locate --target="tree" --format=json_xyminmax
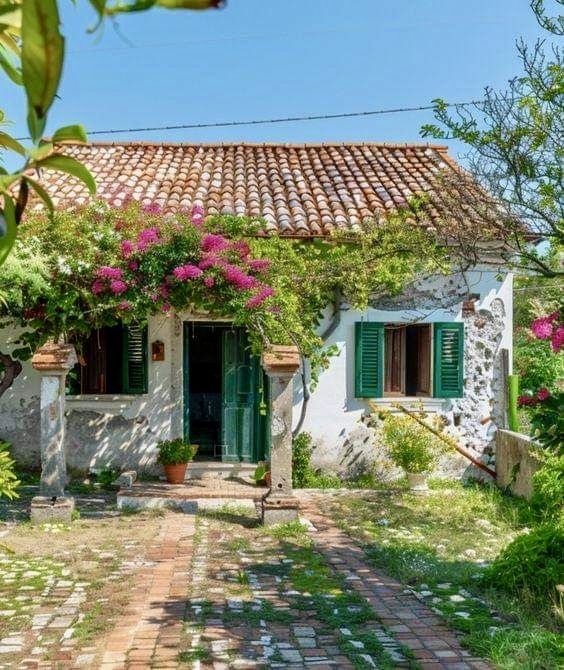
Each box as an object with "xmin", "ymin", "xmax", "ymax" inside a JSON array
[
  {"xmin": 421, "ymin": 0, "xmax": 563, "ymax": 278},
  {"xmin": 0, "ymin": 0, "xmax": 223, "ymax": 265}
]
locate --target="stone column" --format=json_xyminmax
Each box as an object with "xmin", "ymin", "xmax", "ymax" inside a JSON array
[
  {"xmin": 30, "ymin": 342, "xmax": 77, "ymax": 523},
  {"xmin": 261, "ymin": 345, "xmax": 300, "ymax": 525}
]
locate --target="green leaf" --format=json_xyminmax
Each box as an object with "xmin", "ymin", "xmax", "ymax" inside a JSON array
[
  {"xmin": 28, "ymin": 142, "xmax": 54, "ymax": 162},
  {"xmin": 52, "ymin": 124, "xmax": 88, "ymax": 144},
  {"xmin": 21, "ymin": 0, "xmax": 64, "ymax": 121},
  {"xmin": 0, "ymin": 173, "xmax": 19, "ymax": 192},
  {"xmin": 0, "ymin": 193, "xmax": 17, "ymax": 267},
  {"xmin": 26, "ymin": 106, "xmax": 46, "ymax": 143},
  {"xmin": 87, "ymin": 0, "xmax": 107, "ymax": 15},
  {"xmin": 0, "ymin": 4, "xmax": 22, "ymax": 30},
  {"xmin": 23, "ymin": 176, "xmax": 54, "ymax": 213},
  {"xmin": 0, "ymin": 131, "xmax": 25, "ymax": 156},
  {"xmin": 36, "ymin": 154, "xmax": 96, "ymax": 195},
  {"xmin": 0, "ymin": 46, "xmax": 22, "ymax": 85}
]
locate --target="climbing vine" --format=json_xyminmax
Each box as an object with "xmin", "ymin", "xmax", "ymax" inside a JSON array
[{"xmin": 0, "ymin": 200, "xmax": 446, "ymax": 392}]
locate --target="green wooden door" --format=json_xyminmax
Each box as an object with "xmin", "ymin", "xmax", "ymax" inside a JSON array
[{"xmin": 221, "ymin": 329, "xmax": 256, "ymax": 462}]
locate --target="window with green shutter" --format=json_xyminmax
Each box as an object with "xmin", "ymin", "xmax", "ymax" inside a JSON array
[
  {"xmin": 122, "ymin": 324, "xmax": 148, "ymax": 394},
  {"xmin": 433, "ymin": 323, "xmax": 464, "ymax": 398},
  {"xmin": 355, "ymin": 322, "xmax": 384, "ymax": 398}
]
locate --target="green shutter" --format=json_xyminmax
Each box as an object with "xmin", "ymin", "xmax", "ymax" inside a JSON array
[
  {"xmin": 122, "ymin": 324, "xmax": 148, "ymax": 394},
  {"xmin": 433, "ymin": 323, "xmax": 464, "ymax": 398},
  {"xmin": 355, "ymin": 322, "xmax": 384, "ymax": 398}
]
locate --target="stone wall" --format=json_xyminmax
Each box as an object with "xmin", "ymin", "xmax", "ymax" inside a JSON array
[{"xmin": 495, "ymin": 429, "xmax": 541, "ymax": 499}]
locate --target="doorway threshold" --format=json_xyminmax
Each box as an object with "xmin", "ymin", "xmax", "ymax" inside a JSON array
[{"xmin": 186, "ymin": 460, "xmax": 258, "ymax": 481}]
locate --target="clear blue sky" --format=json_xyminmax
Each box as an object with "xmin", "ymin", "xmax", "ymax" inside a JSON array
[{"xmin": 4, "ymin": 0, "xmax": 548, "ymax": 163}]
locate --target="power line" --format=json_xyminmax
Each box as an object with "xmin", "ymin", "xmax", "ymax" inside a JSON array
[{"xmin": 16, "ymin": 100, "xmax": 478, "ymax": 140}]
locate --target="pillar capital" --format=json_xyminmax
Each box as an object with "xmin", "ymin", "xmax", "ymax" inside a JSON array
[
  {"xmin": 31, "ymin": 341, "xmax": 77, "ymax": 375},
  {"xmin": 261, "ymin": 345, "xmax": 300, "ymax": 378}
]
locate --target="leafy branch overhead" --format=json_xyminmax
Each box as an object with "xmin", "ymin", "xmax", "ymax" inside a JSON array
[{"xmin": 0, "ymin": 0, "xmax": 223, "ymax": 265}]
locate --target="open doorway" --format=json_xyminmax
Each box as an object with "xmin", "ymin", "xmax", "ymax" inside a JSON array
[{"xmin": 186, "ymin": 323, "xmax": 223, "ymax": 459}]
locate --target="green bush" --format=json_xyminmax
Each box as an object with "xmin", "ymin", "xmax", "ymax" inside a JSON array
[
  {"xmin": 292, "ymin": 432, "xmax": 341, "ymax": 488},
  {"xmin": 0, "ymin": 441, "xmax": 19, "ymax": 499},
  {"xmin": 529, "ymin": 392, "xmax": 564, "ymax": 454},
  {"xmin": 482, "ymin": 523, "xmax": 564, "ymax": 607},
  {"xmin": 382, "ymin": 414, "xmax": 438, "ymax": 474},
  {"xmin": 530, "ymin": 455, "xmax": 564, "ymax": 523},
  {"xmin": 156, "ymin": 439, "xmax": 198, "ymax": 465},
  {"xmin": 514, "ymin": 329, "xmax": 563, "ymax": 394}
]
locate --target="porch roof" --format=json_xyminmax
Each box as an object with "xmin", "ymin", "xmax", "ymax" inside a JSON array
[{"xmin": 31, "ymin": 141, "xmax": 473, "ymax": 237}]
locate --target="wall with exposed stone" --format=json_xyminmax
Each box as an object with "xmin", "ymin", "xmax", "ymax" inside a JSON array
[{"xmin": 0, "ymin": 269, "xmax": 512, "ymax": 480}]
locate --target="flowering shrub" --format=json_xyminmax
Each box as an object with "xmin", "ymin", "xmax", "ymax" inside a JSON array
[{"xmin": 0, "ymin": 200, "xmax": 443, "ymax": 383}]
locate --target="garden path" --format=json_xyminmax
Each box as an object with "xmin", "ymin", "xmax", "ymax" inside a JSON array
[{"xmin": 75, "ymin": 495, "xmax": 491, "ymax": 670}]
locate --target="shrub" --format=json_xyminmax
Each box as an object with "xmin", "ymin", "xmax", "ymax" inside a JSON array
[
  {"xmin": 292, "ymin": 432, "xmax": 341, "ymax": 488},
  {"xmin": 529, "ymin": 392, "xmax": 564, "ymax": 454},
  {"xmin": 382, "ymin": 414, "xmax": 438, "ymax": 474},
  {"xmin": 156, "ymin": 439, "xmax": 198, "ymax": 465},
  {"xmin": 530, "ymin": 455, "xmax": 564, "ymax": 523},
  {"xmin": 0, "ymin": 441, "xmax": 19, "ymax": 499},
  {"xmin": 482, "ymin": 523, "xmax": 564, "ymax": 607}
]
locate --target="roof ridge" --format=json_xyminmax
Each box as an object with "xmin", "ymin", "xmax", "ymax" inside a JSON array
[{"xmin": 56, "ymin": 140, "xmax": 450, "ymax": 151}]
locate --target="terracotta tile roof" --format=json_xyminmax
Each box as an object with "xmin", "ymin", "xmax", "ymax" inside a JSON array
[{"xmin": 31, "ymin": 141, "xmax": 462, "ymax": 236}]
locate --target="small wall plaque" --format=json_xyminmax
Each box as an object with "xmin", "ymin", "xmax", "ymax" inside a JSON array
[{"xmin": 151, "ymin": 340, "xmax": 165, "ymax": 361}]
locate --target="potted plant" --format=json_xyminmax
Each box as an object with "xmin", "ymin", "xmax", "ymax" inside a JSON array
[
  {"xmin": 251, "ymin": 461, "xmax": 271, "ymax": 487},
  {"xmin": 382, "ymin": 413, "xmax": 438, "ymax": 491},
  {"xmin": 156, "ymin": 439, "xmax": 198, "ymax": 484}
]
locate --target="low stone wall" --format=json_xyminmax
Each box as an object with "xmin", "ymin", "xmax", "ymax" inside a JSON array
[{"xmin": 495, "ymin": 429, "xmax": 542, "ymax": 499}]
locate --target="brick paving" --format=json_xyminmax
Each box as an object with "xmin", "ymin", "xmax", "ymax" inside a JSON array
[
  {"xmin": 60, "ymin": 496, "xmax": 492, "ymax": 669},
  {"xmin": 300, "ymin": 494, "xmax": 491, "ymax": 670}
]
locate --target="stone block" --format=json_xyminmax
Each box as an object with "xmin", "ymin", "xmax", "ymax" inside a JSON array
[
  {"xmin": 30, "ymin": 496, "xmax": 75, "ymax": 524},
  {"xmin": 112, "ymin": 470, "xmax": 137, "ymax": 488},
  {"xmin": 262, "ymin": 495, "xmax": 299, "ymax": 526}
]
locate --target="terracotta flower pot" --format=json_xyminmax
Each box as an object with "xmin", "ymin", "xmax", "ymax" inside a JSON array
[
  {"xmin": 406, "ymin": 472, "xmax": 428, "ymax": 492},
  {"xmin": 164, "ymin": 463, "xmax": 188, "ymax": 485}
]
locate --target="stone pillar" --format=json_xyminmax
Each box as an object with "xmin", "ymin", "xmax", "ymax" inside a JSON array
[
  {"xmin": 30, "ymin": 342, "xmax": 77, "ymax": 523},
  {"xmin": 261, "ymin": 345, "xmax": 300, "ymax": 525}
]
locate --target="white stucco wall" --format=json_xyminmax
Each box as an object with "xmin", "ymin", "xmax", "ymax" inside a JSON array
[{"xmin": 0, "ymin": 269, "xmax": 512, "ymax": 477}]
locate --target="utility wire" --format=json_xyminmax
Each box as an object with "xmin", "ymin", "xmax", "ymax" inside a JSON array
[{"xmin": 16, "ymin": 100, "xmax": 478, "ymax": 140}]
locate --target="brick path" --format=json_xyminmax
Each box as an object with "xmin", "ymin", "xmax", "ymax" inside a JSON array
[
  {"xmin": 80, "ymin": 498, "xmax": 491, "ymax": 670},
  {"xmin": 300, "ymin": 494, "xmax": 491, "ymax": 670},
  {"xmin": 98, "ymin": 514, "xmax": 195, "ymax": 669}
]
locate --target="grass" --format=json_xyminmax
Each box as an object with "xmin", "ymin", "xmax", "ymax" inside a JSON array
[{"xmin": 329, "ymin": 479, "xmax": 563, "ymax": 670}]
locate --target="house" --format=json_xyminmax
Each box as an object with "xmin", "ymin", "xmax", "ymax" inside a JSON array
[{"xmin": 0, "ymin": 142, "xmax": 512, "ymax": 479}]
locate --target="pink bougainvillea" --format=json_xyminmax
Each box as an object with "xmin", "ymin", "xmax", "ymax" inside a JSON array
[
  {"xmin": 121, "ymin": 240, "xmax": 135, "ymax": 258},
  {"xmin": 203, "ymin": 276, "xmax": 215, "ymax": 288},
  {"xmin": 137, "ymin": 227, "xmax": 161, "ymax": 251},
  {"xmin": 537, "ymin": 387, "xmax": 550, "ymax": 401},
  {"xmin": 245, "ymin": 285, "xmax": 275, "ymax": 308},
  {"xmin": 118, "ymin": 300, "xmax": 132, "ymax": 311},
  {"xmin": 232, "ymin": 240, "xmax": 251, "ymax": 258},
  {"xmin": 128, "ymin": 260, "xmax": 139, "ymax": 272},
  {"xmin": 201, "ymin": 233, "xmax": 229, "ymax": 253},
  {"xmin": 551, "ymin": 325, "xmax": 564, "ymax": 352},
  {"xmin": 248, "ymin": 258, "xmax": 271, "ymax": 273},
  {"xmin": 191, "ymin": 204, "xmax": 205, "ymax": 227},
  {"xmin": 198, "ymin": 254, "xmax": 223, "ymax": 270},
  {"xmin": 518, "ymin": 394, "xmax": 537, "ymax": 407},
  {"xmin": 531, "ymin": 315, "xmax": 554, "ymax": 339},
  {"xmin": 91, "ymin": 279, "xmax": 105, "ymax": 295},
  {"xmin": 110, "ymin": 279, "xmax": 128, "ymax": 295},
  {"xmin": 173, "ymin": 264, "xmax": 203, "ymax": 281},
  {"xmin": 223, "ymin": 264, "xmax": 256, "ymax": 290},
  {"xmin": 97, "ymin": 266, "xmax": 123, "ymax": 280}
]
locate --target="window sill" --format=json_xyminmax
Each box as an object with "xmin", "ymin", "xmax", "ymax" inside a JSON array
[
  {"xmin": 65, "ymin": 394, "xmax": 148, "ymax": 413},
  {"xmin": 368, "ymin": 397, "xmax": 446, "ymax": 412}
]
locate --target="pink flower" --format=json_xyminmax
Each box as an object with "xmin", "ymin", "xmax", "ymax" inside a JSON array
[
  {"xmin": 137, "ymin": 227, "xmax": 160, "ymax": 251},
  {"xmin": 245, "ymin": 285, "xmax": 275, "ymax": 308},
  {"xmin": 232, "ymin": 240, "xmax": 250, "ymax": 258},
  {"xmin": 191, "ymin": 204, "xmax": 205, "ymax": 227},
  {"xmin": 121, "ymin": 240, "xmax": 135, "ymax": 258},
  {"xmin": 142, "ymin": 202, "xmax": 162, "ymax": 215},
  {"xmin": 110, "ymin": 279, "xmax": 128, "ymax": 295},
  {"xmin": 518, "ymin": 394, "xmax": 537, "ymax": 407},
  {"xmin": 531, "ymin": 316, "xmax": 554, "ymax": 340},
  {"xmin": 97, "ymin": 266, "xmax": 123, "ymax": 280},
  {"xmin": 128, "ymin": 260, "xmax": 139, "ymax": 272},
  {"xmin": 173, "ymin": 264, "xmax": 203, "ymax": 281},
  {"xmin": 248, "ymin": 258, "xmax": 271, "ymax": 273},
  {"xmin": 161, "ymin": 302, "xmax": 171, "ymax": 313},
  {"xmin": 537, "ymin": 388, "xmax": 550, "ymax": 401},
  {"xmin": 91, "ymin": 279, "xmax": 106, "ymax": 295},
  {"xmin": 202, "ymin": 233, "xmax": 229, "ymax": 253},
  {"xmin": 118, "ymin": 300, "xmax": 132, "ymax": 311},
  {"xmin": 159, "ymin": 285, "xmax": 170, "ymax": 299},
  {"xmin": 150, "ymin": 293, "xmax": 159, "ymax": 302},
  {"xmin": 551, "ymin": 325, "xmax": 564, "ymax": 352},
  {"xmin": 223, "ymin": 265, "xmax": 256, "ymax": 290},
  {"xmin": 199, "ymin": 254, "xmax": 223, "ymax": 270},
  {"xmin": 203, "ymin": 276, "xmax": 215, "ymax": 288}
]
